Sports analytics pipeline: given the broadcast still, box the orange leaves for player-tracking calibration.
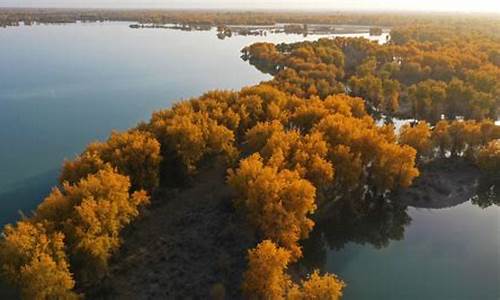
[19,252,77,300]
[408,79,447,122]
[61,130,162,192]
[100,130,162,191]
[3,138,153,296]
[371,143,419,191]
[60,143,107,187]
[288,270,345,300]
[242,240,292,299]
[243,27,500,123]
[241,91,419,196]
[0,221,76,299]
[244,121,334,188]
[431,120,452,157]
[243,38,347,100]
[228,154,316,260]
[476,139,500,177]
[36,167,149,283]
[241,42,284,74]
[399,122,432,159]
[348,74,384,109]
[314,113,419,193]
[329,145,363,191]
[1,168,149,296]
[292,132,335,187]
[429,119,499,161]
[243,240,345,300]
[149,110,237,174]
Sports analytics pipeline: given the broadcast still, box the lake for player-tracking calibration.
[0,22,498,299]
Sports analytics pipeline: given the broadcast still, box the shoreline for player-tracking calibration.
[395,158,481,209]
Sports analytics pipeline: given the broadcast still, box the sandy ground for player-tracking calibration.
[85,165,254,299]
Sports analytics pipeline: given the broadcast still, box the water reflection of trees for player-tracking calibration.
[301,197,411,270]
[471,177,499,208]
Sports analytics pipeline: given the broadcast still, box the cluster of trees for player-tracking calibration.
[0,168,149,298]
[398,119,500,207]
[242,240,344,299]
[1,130,159,297]
[60,130,162,192]
[242,25,500,123]
[398,119,500,163]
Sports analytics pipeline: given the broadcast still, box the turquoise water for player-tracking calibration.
[0,22,498,299]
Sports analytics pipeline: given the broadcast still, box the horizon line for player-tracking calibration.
[1,6,500,15]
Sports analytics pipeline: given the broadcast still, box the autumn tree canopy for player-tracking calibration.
[243,240,345,300]
[60,130,162,192]
[0,221,76,299]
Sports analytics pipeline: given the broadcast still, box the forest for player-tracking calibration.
[0,10,499,300]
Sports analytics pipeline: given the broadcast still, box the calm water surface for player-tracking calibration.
[0,22,498,299]
[317,202,500,299]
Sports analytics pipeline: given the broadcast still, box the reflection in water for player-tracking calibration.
[471,177,499,208]
[302,198,411,271]
[301,176,500,300]
[304,174,499,270]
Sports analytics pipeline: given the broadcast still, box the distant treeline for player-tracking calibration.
[1,8,499,36]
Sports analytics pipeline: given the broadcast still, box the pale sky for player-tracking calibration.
[1,0,500,13]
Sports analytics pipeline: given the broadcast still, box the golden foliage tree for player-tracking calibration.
[61,130,162,192]
[245,122,334,188]
[313,113,419,194]
[399,122,432,159]
[148,110,237,174]
[59,143,107,187]
[243,240,345,300]
[328,145,363,193]
[370,142,420,192]
[37,167,149,279]
[0,221,76,299]
[242,240,292,299]
[431,120,451,158]
[288,270,345,300]
[228,154,316,259]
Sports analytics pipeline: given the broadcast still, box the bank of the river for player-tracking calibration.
[397,159,481,209]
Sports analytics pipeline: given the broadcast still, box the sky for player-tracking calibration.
[1,0,500,13]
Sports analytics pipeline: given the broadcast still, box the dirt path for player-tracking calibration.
[88,166,254,299]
